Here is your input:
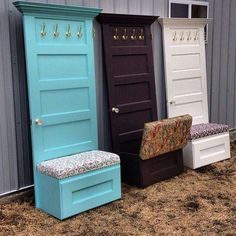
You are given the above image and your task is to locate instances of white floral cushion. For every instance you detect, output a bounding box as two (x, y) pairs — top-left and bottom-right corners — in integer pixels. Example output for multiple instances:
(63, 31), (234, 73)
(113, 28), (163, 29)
(37, 150), (120, 179)
(190, 123), (229, 140)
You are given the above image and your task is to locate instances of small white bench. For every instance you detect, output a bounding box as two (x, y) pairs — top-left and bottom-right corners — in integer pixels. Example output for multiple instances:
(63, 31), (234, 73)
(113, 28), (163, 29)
(183, 123), (230, 169)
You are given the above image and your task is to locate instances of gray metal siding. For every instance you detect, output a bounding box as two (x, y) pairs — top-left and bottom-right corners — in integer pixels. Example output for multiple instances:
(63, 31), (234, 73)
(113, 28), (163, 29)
(0, 0), (235, 195)
(0, 0), (18, 194)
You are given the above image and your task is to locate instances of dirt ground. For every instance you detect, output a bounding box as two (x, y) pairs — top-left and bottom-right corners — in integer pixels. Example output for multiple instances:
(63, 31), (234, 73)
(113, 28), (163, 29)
(0, 143), (236, 236)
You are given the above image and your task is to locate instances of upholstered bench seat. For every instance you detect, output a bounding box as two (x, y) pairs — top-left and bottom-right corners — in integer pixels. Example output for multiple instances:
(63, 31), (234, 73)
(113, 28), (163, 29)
(37, 150), (120, 179)
(190, 123), (229, 140)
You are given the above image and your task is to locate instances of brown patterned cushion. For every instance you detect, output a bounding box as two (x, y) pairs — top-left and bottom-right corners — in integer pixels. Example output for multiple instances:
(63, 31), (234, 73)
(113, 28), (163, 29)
(139, 115), (192, 160)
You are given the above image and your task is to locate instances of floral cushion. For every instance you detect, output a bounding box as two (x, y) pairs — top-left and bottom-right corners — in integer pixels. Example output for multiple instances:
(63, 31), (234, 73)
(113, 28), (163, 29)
(37, 150), (120, 179)
(139, 114), (192, 160)
(190, 123), (229, 140)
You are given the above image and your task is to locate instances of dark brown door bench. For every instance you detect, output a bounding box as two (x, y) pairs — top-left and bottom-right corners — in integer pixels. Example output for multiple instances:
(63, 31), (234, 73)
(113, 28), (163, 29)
(97, 13), (192, 188)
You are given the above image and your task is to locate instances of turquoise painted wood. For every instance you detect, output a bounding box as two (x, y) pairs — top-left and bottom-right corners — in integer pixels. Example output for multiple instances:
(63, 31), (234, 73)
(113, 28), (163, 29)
(38, 165), (121, 220)
(13, 2), (121, 220)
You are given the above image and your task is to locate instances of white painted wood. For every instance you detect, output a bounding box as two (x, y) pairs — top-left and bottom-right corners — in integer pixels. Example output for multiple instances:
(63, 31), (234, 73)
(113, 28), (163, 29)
(160, 18), (231, 169)
(183, 133), (230, 169)
(159, 18), (210, 125)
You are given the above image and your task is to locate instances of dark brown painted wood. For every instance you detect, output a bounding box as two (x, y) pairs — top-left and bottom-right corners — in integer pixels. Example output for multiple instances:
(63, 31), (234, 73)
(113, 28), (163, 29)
(120, 149), (184, 188)
(97, 13), (158, 155)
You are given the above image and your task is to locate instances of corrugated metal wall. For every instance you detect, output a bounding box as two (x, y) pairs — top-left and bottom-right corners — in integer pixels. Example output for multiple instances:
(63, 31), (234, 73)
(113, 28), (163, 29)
(206, 0), (236, 128)
(0, 0), (235, 195)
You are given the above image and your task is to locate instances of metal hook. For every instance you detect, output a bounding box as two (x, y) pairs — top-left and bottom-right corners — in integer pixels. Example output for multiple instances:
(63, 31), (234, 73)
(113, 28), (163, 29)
(53, 24), (59, 37)
(139, 29), (145, 40)
(180, 31), (184, 41)
(40, 23), (46, 37)
(194, 31), (198, 40)
(113, 28), (119, 40)
(66, 24), (71, 37)
(131, 29), (136, 40)
(122, 28), (128, 40)
(77, 26), (82, 38)
(173, 31), (177, 41)
(187, 31), (191, 41)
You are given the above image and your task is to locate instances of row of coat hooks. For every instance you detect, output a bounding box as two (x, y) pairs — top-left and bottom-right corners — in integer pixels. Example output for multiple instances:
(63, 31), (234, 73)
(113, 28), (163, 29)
(113, 28), (145, 41)
(172, 30), (199, 41)
(40, 23), (84, 38)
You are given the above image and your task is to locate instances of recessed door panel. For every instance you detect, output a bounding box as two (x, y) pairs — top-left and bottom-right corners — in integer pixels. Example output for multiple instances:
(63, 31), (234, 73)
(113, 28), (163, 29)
(172, 53), (200, 71)
(115, 82), (150, 104)
(112, 54), (148, 76)
(172, 77), (202, 97)
(43, 120), (91, 151)
(40, 88), (90, 115)
(115, 109), (153, 133)
(38, 54), (88, 80)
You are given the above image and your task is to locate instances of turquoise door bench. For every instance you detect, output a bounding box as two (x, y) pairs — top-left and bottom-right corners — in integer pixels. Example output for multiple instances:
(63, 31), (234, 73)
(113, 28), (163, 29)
(14, 1), (121, 220)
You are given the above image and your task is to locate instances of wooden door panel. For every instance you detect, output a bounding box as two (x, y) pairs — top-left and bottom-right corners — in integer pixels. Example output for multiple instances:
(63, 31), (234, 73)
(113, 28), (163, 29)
(111, 47), (148, 55)
(98, 13), (158, 154)
(114, 82), (151, 104)
(112, 54), (149, 76)
(115, 109), (153, 133)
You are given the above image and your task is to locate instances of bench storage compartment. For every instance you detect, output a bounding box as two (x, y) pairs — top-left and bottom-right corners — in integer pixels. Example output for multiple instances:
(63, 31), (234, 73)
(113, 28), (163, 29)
(38, 164), (121, 220)
(37, 150), (121, 219)
(183, 132), (230, 169)
(121, 115), (192, 188)
(120, 149), (183, 188)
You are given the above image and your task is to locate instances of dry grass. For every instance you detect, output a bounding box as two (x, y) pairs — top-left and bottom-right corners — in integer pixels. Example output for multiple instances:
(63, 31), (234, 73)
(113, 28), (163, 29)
(0, 143), (236, 236)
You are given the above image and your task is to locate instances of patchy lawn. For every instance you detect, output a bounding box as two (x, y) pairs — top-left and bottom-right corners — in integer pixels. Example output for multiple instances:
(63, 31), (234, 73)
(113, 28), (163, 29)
(0, 143), (235, 236)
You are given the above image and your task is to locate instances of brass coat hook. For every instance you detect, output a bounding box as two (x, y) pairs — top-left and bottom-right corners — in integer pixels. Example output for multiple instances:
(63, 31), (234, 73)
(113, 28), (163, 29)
(187, 31), (191, 41)
(53, 24), (59, 37)
(173, 31), (177, 41)
(66, 24), (71, 37)
(40, 23), (46, 37)
(77, 26), (82, 38)
(122, 28), (128, 40)
(113, 28), (119, 40)
(131, 29), (136, 40)
(139, 29), (144, 40)
(180, 31), (184, 41)
(194, 31), (198, 40)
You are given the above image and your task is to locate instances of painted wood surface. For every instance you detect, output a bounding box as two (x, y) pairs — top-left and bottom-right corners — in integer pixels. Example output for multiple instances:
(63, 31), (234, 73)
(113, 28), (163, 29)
(0, 0), (236, 195)
(14, 1), (102, 211)
(98, 14), (158, 155)
(160, 18), (210, 125)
